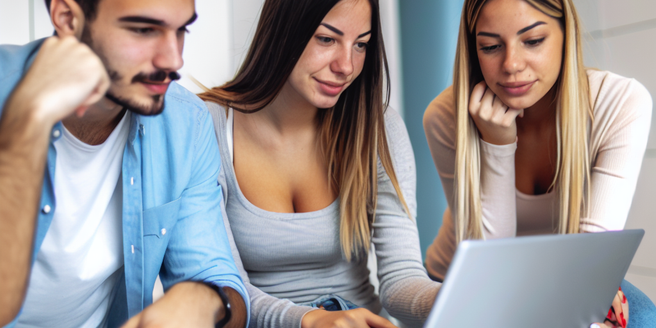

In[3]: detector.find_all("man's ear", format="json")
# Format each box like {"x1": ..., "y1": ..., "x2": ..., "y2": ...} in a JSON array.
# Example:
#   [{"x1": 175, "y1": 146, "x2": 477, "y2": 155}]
[{"x1": 50, "y1": 0, "x2": 86, "y2": 39}]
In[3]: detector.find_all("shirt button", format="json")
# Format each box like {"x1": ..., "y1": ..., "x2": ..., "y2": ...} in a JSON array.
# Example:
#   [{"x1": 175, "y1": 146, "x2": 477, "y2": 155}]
[
  {"x1": 52, "y1": 130, "x2": 61, "y2": 138},
  {"x1": 131, "y1": 177, "x2": 134, "y2": 185},
  {"x1": 42, "y1": 205, "x2": 51, "y2": 214},
  {"x1": 161, "y1": 228, "x2": 166, "y2": 236}
]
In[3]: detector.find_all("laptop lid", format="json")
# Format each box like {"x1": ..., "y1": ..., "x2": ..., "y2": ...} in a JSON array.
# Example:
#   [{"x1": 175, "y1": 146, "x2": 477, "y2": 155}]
[{"x1": 424, "y1": 229, "x2": 644, "y2": 328}]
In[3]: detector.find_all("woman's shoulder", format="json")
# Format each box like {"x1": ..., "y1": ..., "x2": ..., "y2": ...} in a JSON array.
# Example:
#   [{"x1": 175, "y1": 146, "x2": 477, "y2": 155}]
[
  {"x1": 382, "y1": 106, "x2": 414, "y2": 168},
  {"x1": 423, "y1": 85, "x2": 457, "y2": 149},
  {"x1": 587, "y1": 69, "x2": 653, "y2": 119},
  {"x1": 205, "y1": 100, "x2": 229, "y2": 127},
  {"x1": 383, "y1": 106, "x2": 408, "y2": 139},
  {"x1": 424, "y1": 85, "x2": 456, "y2": 123}
]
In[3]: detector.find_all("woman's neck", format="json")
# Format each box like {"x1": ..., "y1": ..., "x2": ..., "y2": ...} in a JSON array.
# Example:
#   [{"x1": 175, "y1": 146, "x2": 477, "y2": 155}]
[
  {"x1": 517, "y1": 86, "x2": 558, "y2": 135},
  {"x1": 254, "y1": 81, "x2": 320, "y2": 136}
]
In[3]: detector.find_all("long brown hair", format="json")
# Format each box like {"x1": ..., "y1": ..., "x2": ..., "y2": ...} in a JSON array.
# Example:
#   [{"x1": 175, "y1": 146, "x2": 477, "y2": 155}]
[
  {"x1": 453, "y1": 0, "x2": 592, "y2": 243},
  {"x1": 199, "y1": 0, "x2": 410, "y2": 261}
]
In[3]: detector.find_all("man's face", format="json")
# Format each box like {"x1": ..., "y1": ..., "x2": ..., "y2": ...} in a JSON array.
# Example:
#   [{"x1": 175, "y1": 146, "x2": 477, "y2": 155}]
[{"x1": 82, "y1": 0, "x2": 196, "y2": 115}]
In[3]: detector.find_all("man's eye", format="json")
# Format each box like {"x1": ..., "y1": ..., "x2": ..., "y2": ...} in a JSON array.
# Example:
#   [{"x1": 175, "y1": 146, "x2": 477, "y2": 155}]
[
  {"x1": 131, "y1": 27, "x2": 154, "y2": 34},
  {"x1": 178, "y1": 26, "x2": 190, "y2": 34}
]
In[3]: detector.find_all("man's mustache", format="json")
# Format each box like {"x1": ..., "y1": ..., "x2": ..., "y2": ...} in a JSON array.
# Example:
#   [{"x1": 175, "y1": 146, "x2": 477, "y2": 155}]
[{"x1": 132, "y1": 71, "x2": 181, "y2": 83}]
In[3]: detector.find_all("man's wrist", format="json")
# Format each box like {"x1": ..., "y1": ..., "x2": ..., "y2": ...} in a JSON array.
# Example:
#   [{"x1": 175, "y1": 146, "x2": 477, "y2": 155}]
[
  {"x1": 0, "y1": 90, "x2": 54, "y2": 149},
  {"x1": 207, "y1": 284, "x2": 231, "y2": 328}
]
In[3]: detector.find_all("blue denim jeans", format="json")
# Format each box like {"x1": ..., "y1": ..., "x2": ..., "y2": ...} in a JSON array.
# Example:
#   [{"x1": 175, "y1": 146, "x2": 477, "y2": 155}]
[
  {"x1": 621, "y1": 280, "x2": 656, "y2": 328},
  {"x1": 300, "y1": 294, "x2": 359, "y2": 311}
]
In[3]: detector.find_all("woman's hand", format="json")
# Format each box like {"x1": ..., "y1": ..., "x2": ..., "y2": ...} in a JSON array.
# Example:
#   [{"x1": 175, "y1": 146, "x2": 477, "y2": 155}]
[
  {"x1": 301, "y1": 308, "x2": 397, "y2": 328},
  {"x1": 590, "y1": 288, "x2": 629, "y2": 328},
  {"x1": 468, "y1": 81, "x2": 524, "y2": 145}
]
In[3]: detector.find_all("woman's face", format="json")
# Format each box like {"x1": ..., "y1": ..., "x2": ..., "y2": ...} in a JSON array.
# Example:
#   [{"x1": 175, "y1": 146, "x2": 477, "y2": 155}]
[
  {"x1": 286, "y1": 0, "x2": 372, "y2": 109},
  {"x1": 475, "y1": 0, "x2": 564, "y2": 110}
]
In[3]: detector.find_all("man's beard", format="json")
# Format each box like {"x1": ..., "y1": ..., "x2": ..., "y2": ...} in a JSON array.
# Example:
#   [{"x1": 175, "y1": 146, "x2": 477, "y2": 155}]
[
  {"x1": 80, "y1": 25, "x2": 180, "y2": 116},
  {"x1": 104, "y1": 90, "x2": 165, "y2": 116}
]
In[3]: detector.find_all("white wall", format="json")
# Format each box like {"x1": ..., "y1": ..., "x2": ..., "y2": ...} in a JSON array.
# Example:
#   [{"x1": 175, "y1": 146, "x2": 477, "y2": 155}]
[
  {"x1": 176, "y1": 0, "x2": 233, "y2": 93},
  {"x1": 0, "y1": 1, "x2": 31, "y2": 44},
  {"x1": 575, "y1": 0, "x2": 656, "y2": 302}
]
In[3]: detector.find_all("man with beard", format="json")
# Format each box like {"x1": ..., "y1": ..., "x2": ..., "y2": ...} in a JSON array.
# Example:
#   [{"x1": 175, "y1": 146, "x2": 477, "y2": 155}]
[{"x1": 0, "y1": 0, "x2": 248, "y2": 327}]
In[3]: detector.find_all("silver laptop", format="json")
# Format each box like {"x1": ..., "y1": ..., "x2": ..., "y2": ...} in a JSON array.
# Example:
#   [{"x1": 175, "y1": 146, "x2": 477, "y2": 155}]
[{"x1": 424, "y1": 229, "x2": 644, "y2": 328}]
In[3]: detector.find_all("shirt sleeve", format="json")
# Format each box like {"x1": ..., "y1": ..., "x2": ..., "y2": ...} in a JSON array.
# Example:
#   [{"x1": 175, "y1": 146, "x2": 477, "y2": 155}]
[
  {"x1": 581, "y1": 73, "x2": 652, "y2": 232},
  {"x1": 158, "y1": 109, "x2": 250, "y2": 324},
  {"x1": 373, "y1": 107, "x2": 441, "y2": 327},
  {"x1": 422, "y1": 86, "x2": 518, "y2": 279}
]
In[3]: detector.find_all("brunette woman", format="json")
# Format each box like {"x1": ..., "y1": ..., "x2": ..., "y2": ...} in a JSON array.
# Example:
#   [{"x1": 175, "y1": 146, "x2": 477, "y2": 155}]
[{"x1": 201, "y1": 0, "x2": 440, "y2": 327}]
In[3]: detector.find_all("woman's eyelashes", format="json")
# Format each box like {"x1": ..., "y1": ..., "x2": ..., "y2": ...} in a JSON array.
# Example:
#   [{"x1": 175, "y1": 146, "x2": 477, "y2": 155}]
[
  {"x1": 316, "y1": 36, "x2": 335, "y2": 45},
  {"x1": 480, "y1": 44, "x2": 501, "y2": 53},
  {"x1": 524, "y1": 37, "x2": 545, "y2": 47},
  {"x1": 478, "y1": 37, "x2": 547, "y2": 53},
  {"x1": 315, "y1": 35, "x2": 369, "y2": 53}
]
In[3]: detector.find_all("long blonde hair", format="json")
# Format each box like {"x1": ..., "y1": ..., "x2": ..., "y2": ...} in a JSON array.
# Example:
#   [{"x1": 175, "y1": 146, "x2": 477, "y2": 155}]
[
  {"x1": 453, "y1": 0, "x2": 592, "y2": 243},
  {"x1": 199, "y1": 0, "x2": 410, "y2": 261}
]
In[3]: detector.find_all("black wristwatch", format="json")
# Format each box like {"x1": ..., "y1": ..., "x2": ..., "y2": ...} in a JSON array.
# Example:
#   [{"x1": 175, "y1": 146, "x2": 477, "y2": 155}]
[{"x1": 210, "y1": 285, "x2": 232, "y2": 328}]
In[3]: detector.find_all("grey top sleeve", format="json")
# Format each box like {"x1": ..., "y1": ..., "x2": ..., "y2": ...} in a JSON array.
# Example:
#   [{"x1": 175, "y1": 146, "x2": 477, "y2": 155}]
[{"x1": 374, "y1": 108, "x2": 441, "y2": 327}]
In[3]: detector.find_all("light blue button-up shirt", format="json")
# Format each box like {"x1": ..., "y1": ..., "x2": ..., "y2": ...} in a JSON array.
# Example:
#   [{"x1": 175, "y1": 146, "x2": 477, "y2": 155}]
[{"x1": 0, "y1": 39, "x2": 250, "y2": 327}]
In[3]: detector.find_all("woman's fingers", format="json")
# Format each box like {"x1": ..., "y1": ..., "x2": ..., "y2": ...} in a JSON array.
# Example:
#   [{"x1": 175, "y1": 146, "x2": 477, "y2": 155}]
[
  {"x1": 618, "y1": 288, "x2": 629, "y2": 327},
  {"x1": 611, "y1": 293, "x2": 624, "y2": 327},
  {"x1": 477, "y1": 87, "x2": 497, "y2": 121},
  {"x1": 467, "y1": 81, "x2": 521, "y2": 145},
  {"x1": 501, "y1": 108, "x2": 524, "y2": 127},
  {"x1": 469, "y1": 81, "x2": 488, "y2": 115},
  {"x1": 361, "y1": 310, "x2": 397, "y2": 328}
]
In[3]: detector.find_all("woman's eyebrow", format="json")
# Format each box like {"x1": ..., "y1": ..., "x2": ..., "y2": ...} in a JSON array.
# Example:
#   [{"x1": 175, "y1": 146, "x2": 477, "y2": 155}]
[
  {"x1": 321, "y1": 23, "x2": 344, "y2": 35},
  {"x1": 320, "y1": 23, "x2": 371, "y2": 38},
  {"x1": 517, "y1": 21, "x2": 546, "y2": 35},
  {"x1": 476, "y1": 21, "x2": 547, "y2": 38}
]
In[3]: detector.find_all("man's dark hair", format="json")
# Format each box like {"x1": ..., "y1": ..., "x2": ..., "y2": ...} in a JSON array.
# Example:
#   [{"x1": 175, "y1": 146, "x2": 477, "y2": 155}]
[{"x1": 45, "y1": 0, "x2": 101, "y2": 22}]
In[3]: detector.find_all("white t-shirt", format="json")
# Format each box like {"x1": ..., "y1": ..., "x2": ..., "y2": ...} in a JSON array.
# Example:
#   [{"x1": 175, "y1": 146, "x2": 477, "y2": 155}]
[{"x1": 17, "y1": 111, "x2": 131, "y2": 328}]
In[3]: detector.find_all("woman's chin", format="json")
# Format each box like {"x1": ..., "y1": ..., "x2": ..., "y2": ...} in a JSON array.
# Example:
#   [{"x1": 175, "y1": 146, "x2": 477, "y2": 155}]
[
  {"x1": 311, "y1": 98, "x2": 340, "y2": 109},
  {"x1": 497, "y1": 96, "x2": 539, "y2": 111}
]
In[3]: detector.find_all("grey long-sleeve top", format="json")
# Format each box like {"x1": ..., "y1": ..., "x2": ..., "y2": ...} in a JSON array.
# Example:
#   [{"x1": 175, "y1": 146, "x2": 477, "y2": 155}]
[{"x1": 207, "y1": 101, "x2": 441, "y2": 328}]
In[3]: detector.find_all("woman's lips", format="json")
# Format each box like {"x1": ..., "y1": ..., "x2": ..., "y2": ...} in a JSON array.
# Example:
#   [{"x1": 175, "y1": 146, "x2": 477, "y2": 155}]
[
  {"x1": 499, "y1": 80, "x2": 537, "y2": 96},
  {"x1": 315, "y1": 78, "x2": 346, "y2": 97}
]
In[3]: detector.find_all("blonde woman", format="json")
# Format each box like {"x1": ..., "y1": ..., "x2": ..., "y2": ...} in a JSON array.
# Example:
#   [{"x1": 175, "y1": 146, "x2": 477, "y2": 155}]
[
  {"x1": 423, "y1": 0, "x2": 654, "y2": 327},
  {"x1": 200, "y1": 0, "x2": 440, "y2": 327}
]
